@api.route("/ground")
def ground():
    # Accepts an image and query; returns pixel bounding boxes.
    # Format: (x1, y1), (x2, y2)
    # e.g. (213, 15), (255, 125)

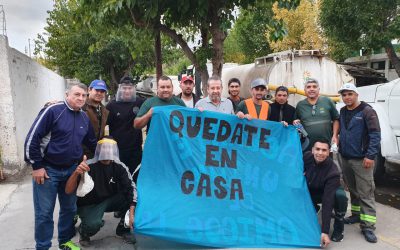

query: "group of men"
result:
(25, 74), (381, 250)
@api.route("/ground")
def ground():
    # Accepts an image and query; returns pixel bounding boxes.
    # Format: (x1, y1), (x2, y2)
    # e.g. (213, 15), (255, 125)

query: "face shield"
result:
(116, 83), (136, 102)
(85, 137), (135, 174)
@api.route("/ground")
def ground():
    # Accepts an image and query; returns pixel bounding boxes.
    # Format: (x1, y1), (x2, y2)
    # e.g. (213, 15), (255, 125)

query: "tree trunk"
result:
(109, 66), (118, 94)
(209, 2), (226, 77)
(154, 28), (163, 82)
(129, 8), (209, 94)
(385, 42), (400, 78)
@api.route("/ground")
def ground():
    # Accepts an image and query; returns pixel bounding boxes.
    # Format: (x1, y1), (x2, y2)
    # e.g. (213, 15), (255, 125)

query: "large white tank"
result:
(221, 50), (354, 105)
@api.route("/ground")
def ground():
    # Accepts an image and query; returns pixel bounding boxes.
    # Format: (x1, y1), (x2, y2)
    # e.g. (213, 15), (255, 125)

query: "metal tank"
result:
(221, 50), (354, 105)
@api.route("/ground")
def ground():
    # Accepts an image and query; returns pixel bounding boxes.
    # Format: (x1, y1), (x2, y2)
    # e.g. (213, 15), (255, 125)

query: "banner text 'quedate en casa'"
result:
(134, 106), (320, 248)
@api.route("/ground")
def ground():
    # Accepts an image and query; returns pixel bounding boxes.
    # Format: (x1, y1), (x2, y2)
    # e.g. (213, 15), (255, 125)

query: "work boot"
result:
(79, 235), (91, 247)
(116, 220), (130, 237)
(344, 214), (360, 224)
(362, 229), (378, 243)
(331, 218), (344, 242)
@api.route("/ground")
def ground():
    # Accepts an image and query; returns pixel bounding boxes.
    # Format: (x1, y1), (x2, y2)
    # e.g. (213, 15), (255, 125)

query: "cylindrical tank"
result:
(221, 50), (354, 105)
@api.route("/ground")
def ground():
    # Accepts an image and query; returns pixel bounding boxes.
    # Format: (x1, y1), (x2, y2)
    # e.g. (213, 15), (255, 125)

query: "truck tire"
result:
(374, 152), (385, 181)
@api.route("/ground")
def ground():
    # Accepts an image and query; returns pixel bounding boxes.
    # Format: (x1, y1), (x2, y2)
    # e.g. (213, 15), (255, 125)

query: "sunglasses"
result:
(312, 105), (317, 116)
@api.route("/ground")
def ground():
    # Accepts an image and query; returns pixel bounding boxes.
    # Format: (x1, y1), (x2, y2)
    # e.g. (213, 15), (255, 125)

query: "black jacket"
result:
(303, 151), (340, 234)
(77, 161), (137, 207)
(269, 102), (296, 124)
(339, 101), (381, 160)
(177, 92), (200, 107)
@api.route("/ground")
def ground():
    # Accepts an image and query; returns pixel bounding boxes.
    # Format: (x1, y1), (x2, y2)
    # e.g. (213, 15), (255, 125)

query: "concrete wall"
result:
(0, 35), (66, 175)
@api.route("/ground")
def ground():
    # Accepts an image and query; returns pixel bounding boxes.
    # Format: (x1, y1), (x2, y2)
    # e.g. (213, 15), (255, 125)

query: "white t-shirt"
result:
(182, 98), (194, 108)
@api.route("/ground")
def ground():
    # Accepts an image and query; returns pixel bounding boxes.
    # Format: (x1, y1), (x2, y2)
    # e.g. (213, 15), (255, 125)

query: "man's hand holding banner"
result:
(134, 106), (321, 248)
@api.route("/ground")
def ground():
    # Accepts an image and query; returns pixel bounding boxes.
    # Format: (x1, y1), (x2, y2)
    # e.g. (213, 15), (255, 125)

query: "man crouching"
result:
(304, 139), (348, 248)
(65, 137), (137, 247)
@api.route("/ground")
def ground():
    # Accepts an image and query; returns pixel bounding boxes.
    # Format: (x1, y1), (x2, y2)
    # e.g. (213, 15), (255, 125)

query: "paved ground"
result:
(0, 173), (399, 250)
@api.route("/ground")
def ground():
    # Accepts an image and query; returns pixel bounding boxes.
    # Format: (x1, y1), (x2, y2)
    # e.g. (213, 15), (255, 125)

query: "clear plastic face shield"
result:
(116, 83), (136, 102)
(93, 138), (120, 162)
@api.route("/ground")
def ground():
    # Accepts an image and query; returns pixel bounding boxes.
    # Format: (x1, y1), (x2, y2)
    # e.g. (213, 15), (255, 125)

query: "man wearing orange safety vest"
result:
(236, 78), (271, 120)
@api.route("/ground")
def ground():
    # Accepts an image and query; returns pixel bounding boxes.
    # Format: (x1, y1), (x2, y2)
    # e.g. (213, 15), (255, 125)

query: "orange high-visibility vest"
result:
(244, 99), (269, 120)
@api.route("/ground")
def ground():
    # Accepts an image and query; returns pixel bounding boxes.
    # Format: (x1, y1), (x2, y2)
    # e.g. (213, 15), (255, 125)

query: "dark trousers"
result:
(311, 187), (348, 217)
(77, 193), (129, 238)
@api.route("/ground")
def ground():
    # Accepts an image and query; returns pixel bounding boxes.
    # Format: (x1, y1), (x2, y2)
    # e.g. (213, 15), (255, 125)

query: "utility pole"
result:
(28, 38), (31, 57)
(0, 5), (6, 36)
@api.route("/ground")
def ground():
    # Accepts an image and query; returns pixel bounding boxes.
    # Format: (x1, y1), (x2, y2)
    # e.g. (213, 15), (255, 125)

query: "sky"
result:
(1, 0), (53, 55)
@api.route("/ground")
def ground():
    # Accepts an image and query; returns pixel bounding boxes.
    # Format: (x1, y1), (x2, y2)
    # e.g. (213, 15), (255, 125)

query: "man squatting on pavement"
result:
(65, 137), (137, 247)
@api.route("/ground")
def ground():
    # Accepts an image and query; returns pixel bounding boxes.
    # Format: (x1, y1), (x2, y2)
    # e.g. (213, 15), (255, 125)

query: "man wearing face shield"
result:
(65, 137), (137, 246)
(106, 76), (144, 181)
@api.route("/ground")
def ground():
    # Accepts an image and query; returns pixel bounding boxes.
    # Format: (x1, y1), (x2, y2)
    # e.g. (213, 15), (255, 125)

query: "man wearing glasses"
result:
(294, 78), (339, 151)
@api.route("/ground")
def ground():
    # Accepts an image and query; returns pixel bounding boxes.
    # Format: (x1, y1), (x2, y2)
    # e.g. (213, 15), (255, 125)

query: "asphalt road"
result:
(375, 163), (400, 210)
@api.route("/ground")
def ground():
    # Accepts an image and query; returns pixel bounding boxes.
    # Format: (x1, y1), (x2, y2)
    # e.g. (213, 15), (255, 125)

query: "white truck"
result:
(355, 79), (400, 179)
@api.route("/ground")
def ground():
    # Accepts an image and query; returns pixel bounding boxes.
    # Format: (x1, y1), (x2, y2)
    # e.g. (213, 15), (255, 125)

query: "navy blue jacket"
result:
(25, 101), (97, 170)
(339, 102), (381, 160)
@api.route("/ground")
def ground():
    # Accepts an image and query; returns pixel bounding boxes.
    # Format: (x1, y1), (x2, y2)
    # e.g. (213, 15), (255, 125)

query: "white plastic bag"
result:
(76, 172), (94, 197)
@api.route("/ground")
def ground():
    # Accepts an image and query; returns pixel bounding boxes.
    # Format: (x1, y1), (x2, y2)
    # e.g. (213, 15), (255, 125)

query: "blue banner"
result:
(135, 106), (320, 248)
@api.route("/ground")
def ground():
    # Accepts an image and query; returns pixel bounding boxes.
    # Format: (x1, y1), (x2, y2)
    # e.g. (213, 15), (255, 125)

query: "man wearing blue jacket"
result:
(25, 83), (97, 250)
(337, 83), (381, 243)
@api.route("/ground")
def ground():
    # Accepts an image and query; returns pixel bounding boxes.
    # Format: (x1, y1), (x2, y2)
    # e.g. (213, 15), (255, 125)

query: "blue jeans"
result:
(32, 164), (77, 250)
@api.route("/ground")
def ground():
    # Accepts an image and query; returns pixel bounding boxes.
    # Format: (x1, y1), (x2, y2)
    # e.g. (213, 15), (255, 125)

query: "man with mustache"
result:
(294, 78), (339, 151)
(236, 78), (270, 120)
(195, 75), (234, 114)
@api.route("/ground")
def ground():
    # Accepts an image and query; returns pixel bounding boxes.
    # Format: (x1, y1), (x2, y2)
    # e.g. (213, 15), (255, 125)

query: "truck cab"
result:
(355, 79), (400, 178)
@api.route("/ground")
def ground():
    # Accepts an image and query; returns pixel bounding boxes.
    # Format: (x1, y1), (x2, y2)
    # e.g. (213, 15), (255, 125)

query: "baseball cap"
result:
(250, 78), (267, 89)
(181, 75), (194, 84)
(89, 79), (108, 91)
(120, 76), (135, 85)
(338, 83), (358, 94)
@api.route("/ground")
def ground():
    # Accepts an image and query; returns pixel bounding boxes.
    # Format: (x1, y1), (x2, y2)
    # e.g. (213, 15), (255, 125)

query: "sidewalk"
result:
(0, 174), (399, 250)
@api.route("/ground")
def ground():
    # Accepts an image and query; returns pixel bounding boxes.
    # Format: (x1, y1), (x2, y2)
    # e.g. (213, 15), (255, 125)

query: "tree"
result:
(35, 0), (154, 92)
(80, 0), (299, 95)
(225, 2), (274, 63)
(320, 0), (400, 76)
(269, 0), (325, 52)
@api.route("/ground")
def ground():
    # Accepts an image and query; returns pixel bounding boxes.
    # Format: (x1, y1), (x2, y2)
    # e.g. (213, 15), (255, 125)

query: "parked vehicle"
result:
(355, 79), (400, 179)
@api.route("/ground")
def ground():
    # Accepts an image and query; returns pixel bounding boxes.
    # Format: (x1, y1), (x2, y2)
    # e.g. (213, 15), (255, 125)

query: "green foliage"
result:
(36, 0), (154, 92)
(320, 0), (400, 56)
(237, 4), (274, 62)
(223, 29), (246, 63)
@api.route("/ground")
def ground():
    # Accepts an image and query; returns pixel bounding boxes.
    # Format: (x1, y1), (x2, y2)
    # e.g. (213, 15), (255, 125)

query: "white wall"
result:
(0, 35), (66, 174)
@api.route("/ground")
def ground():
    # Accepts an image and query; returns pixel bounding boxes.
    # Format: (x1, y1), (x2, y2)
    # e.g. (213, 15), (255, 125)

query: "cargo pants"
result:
(338, 154), (376, 230)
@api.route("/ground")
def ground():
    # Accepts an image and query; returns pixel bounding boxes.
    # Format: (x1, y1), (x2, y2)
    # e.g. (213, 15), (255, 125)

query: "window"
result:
(371, 61), (386, 70)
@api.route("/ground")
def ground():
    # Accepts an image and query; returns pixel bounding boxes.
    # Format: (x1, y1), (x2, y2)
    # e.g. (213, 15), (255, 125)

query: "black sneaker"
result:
(123, 233), (137, 244)
(331, 230), (344, 242)
(116, 221), (130, 237)
(344, 215), (360, 224)
(79, 235), (91, 247)
(362, 230), (378, 243)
